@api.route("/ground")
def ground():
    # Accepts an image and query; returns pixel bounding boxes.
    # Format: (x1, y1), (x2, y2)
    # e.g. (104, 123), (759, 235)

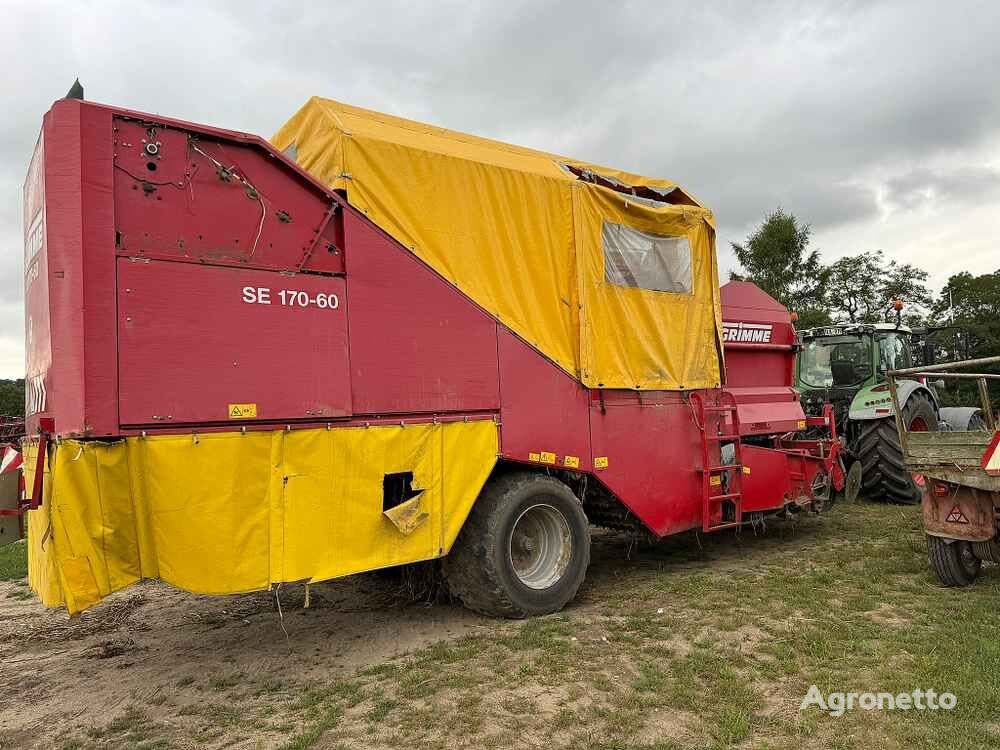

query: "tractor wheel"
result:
(927, 535), (981, 587)
(443, 471), (590, 618)
(856, 392), (937, 505)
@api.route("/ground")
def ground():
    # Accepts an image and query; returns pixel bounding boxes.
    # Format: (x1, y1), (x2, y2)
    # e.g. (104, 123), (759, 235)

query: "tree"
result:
(826, 250), (931, 323)
(0, 380), (24, 417)
(930, 270), (1000, 410)
(729, 208), (831, 327)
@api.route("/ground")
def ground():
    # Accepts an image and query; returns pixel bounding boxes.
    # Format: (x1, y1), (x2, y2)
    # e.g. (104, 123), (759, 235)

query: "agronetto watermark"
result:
(800, 685), (957, 717)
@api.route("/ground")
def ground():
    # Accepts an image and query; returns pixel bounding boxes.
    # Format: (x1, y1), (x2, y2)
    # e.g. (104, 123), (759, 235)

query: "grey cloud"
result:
(883, 166), (1000, 210)
(1, 0), (999, 377)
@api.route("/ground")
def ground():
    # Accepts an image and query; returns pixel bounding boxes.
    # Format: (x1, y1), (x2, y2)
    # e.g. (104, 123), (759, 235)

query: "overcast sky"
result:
(1, 0), (998, 378)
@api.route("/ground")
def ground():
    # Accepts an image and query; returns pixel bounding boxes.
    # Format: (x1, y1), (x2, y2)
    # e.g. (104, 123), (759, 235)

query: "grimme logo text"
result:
(722, 322), (773, 343)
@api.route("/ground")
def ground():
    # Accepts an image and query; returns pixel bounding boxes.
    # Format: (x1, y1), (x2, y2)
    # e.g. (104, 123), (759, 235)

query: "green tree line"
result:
(730, 208), (1000, 408)
(0, 380), (23, 418)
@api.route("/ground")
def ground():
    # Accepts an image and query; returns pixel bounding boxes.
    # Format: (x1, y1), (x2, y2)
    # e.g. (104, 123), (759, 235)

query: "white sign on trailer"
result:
(982, 431), (1000, 476)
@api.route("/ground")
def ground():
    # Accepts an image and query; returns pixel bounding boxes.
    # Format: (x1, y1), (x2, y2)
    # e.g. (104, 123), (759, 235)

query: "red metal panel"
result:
(80, 103), (119, 435)
(117, 259), (350, 425)
(726, 386), (805, 435)
(344, 211), (500, 415)
(720, 280), (804, 436)
(739, 445), (795, 512)
(27, 100), (90, 436)
(112, 117), (340, 274)
(589, 391), (704, 536)
(498, 330), (591, 469)
(720, 281), (797, 390)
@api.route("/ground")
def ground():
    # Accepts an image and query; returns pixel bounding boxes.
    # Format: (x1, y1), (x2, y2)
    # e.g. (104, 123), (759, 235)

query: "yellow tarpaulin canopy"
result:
(273, 98), (724, 390)
(27, 421), (498, 614)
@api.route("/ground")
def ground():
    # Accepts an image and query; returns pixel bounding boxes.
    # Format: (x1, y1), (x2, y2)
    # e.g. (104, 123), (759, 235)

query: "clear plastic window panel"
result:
(602, 221), (692, 293)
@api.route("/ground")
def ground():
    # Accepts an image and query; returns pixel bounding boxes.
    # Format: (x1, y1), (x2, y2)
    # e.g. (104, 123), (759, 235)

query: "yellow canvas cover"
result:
(26, 420), (498, 614)
(273, 98), (724, 390)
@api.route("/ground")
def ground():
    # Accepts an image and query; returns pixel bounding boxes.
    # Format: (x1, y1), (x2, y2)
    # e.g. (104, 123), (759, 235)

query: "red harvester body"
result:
(14, 98), (840, 616)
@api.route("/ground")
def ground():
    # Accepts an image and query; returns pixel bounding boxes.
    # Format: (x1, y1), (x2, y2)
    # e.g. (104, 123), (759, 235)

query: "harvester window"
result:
(602, 221), (692, 294)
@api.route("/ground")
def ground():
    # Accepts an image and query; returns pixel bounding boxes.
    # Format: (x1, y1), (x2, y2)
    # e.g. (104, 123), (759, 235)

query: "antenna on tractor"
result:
(65, 78), (84, 100)
(892, 298), (904, 329)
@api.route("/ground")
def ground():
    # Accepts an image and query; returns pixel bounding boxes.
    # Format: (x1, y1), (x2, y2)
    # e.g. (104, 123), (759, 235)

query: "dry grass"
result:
(5, 498), (999, 749)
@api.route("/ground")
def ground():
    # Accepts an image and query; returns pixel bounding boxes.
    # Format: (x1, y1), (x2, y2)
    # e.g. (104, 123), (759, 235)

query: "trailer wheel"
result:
(843, 460), (862, 503)
(855, 392), (937, 505)
(444, 472), (590, 618)
(927, 535), (981, 587)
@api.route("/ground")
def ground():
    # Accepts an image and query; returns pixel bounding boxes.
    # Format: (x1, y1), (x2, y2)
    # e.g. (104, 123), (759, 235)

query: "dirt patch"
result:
(628, 707), (703, 746)
(866, 602), (911, 628)
(0, 575), (486, 748)
(705, 624), (767, 655)
(2, 503), (984, 750)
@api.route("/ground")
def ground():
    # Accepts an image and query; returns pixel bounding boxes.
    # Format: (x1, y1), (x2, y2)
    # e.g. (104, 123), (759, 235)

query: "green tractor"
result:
(796, 322), (986, 504)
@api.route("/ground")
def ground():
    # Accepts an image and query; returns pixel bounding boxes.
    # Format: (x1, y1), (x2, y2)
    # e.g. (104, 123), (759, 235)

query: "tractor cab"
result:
(797, 323), (915, 431)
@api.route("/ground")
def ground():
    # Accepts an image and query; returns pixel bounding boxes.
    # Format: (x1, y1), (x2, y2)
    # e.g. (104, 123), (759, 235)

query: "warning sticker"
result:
(528, 452), (541, 462)
(945, 505), (970, 524)
(539, 452), (556, 465)
(982, 431), (1000, 476)
(709, 475), (722, 486)
(563, 455), (580, 469)
(797, 420), (807, 430)
(594, 456), (609, 470)
(228, 403), (258, 419)
(742, 466), (751, 475)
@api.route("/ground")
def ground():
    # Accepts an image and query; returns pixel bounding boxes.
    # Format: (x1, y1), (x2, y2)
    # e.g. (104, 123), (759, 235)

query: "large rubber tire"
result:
(927, 535), (981, 587)
(855, 392), (937, 505)
(443, 471), (590, 618)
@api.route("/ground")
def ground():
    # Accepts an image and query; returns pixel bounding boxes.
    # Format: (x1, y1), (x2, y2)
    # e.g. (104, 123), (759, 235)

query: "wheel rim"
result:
(509, 503), (572, 590)
(959, 542), (980, 575)
(811, 471), (831, 507)
(845, 461), (862, 503)
(909, 415), (929, 487)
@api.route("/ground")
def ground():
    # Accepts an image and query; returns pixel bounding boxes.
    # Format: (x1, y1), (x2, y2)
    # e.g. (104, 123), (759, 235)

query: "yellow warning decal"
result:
(594, 456), (609, 470)
(742, 466), (751, 475)
(540, 452), (556, 465)
(228, 403), (258, 419)
(528, 452), (541, 462)
(710, 475), (722, 486)
(563, 455), (580, 469)
(797, 419), (807, 430)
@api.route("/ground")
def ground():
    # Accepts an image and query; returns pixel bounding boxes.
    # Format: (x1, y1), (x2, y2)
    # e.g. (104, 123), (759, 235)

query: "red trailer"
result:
(12, 95), (840, 617)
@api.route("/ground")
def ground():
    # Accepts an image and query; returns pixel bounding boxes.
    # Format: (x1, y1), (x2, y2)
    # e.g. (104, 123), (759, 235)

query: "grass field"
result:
(2, 498), (999, 749)
(0, 537), (26, 581)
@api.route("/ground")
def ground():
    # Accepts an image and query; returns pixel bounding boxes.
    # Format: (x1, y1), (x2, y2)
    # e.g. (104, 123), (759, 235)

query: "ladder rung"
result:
(708, 492), (741, 501)
(705, 464), (742, 473)
(702, 405), (738, 412)
(705, 433), (740, 441)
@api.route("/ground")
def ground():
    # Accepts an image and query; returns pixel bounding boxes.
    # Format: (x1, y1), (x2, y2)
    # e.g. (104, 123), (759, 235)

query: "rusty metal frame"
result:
(887, 355), (1000, 455)
(0, 418), (53, 542)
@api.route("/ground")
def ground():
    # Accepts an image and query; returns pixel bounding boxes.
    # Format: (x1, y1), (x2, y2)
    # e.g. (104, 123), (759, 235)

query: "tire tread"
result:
(443, 472), (588, 618)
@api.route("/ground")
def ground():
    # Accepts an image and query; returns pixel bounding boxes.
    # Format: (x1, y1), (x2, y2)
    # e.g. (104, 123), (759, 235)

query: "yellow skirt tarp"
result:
(25, 420), (498, 614)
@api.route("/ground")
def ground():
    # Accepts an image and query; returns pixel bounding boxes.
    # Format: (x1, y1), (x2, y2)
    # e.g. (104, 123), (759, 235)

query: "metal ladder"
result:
(693, 391), (744, 532)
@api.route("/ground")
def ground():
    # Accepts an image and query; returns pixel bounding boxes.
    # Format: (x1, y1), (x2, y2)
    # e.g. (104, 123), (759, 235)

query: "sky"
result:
(1, 0), (998, 378)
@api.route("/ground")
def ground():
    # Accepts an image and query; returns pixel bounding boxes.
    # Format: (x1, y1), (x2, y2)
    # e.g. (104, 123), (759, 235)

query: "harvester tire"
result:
(855, 392), (937, 505)
(443, 471), (590, 618)
(927, 535), (981, 587)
